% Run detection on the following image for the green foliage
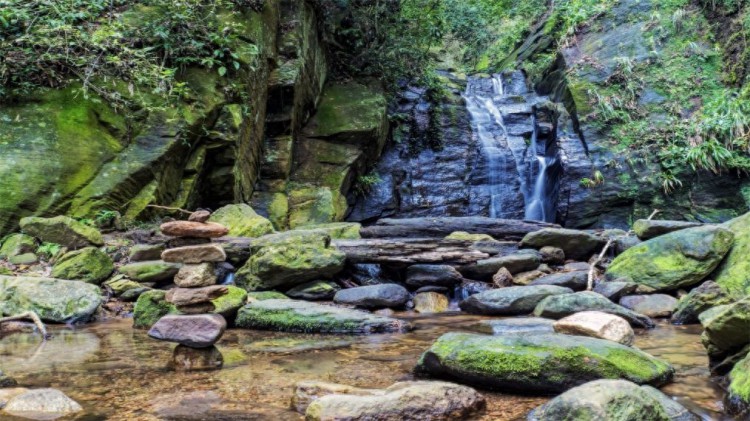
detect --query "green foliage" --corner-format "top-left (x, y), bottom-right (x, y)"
top-left (354, 172), bottom-right (383, 196)
top-left (36, 242), bottom-right (61, 259)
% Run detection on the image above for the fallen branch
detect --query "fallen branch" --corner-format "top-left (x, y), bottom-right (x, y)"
top-left (587, 238), bottom-right (614, 291)
top-left (0, 311), bottom-right (50, 339)
top-left (146, 204), bottom-right (193, 215)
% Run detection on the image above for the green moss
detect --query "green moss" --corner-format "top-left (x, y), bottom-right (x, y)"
top-left (445, 231), bottom-right (495, 241)
top-left (51, 247), bottom-right (114, 285)
top-left (132, 290), bottom-right (179, 329)
top-left (247, 291), bottom-right (289, 301)
top-left (208, 204), bottom-right (275, 237)
top-left (714, 212), bottom-right (750, 297)
top-left (211, 285), bottom-right (248, 318)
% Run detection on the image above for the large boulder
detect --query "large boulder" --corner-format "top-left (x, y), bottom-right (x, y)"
top-left (208, 204), bottom-right (275, 238)
top-left (533, 291), bottom-right (654, 328)
top-left (619, 294), bottom-right (678, 318)
top-left (460, 285), bottom-right (573, 315)
top-left (235, 231), bottom-right (346, 290)
top-left (51, 247), bottom-right (114, 284)
top-left (671, 281), bottom-right (733, 325)
top-left (700, 297), bottom-right (750, 360)
top-left (0, 234), bottom-right (36, 259)
top-left (632, 219), bottom-right (702, 240)
top-left (406, 264), bottom-right (464, 288)
top-left (0, 275), bottom-right (101, 323)
top-left (553, 311), bottom-right (634, 345)
top-left (528, 379), bottom-right (699, 421)
top-left (606, 225), bottom-right (734, 292)
top-left (19, 215), bottom-right (103, 249)
top-left (3, 388), bottom-right (83, 418)
top-left (333, 284), bottom-right (409, 309)
top-left (304, 381), bottom-right (486, 421)
top-left (713, 212), bottom-right (750, 297)
top-left (235, 299), bottom-right (411, 334)
top-left (520, 228), bottom-right (605, 260)
top-left (725, 352), bottom-right (750, 418)
top-left (415, 332), bottom-right (673, 393)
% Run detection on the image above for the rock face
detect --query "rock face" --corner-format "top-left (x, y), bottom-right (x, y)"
top-left (460, 285), bottom-right (573, 315)
top-left (619, 295), bottom-right (678, 318)
top-left (3, 388), bottom-right (83, 417)
top-left (235, 299), bottom-right (411, 334)
top-left (119, 261), bottom-right (180, 283)
top-left (415, 332), bottom-right (673, 393)
top-left (713, 212), bottom-right (750, 297)
top-left (520, 228), bottom-right (604, 260)
top-left (553, 311), bottom-right (634, 345)
top-left (528, 379), bottom-right (699, 421)
top-left (725, 352), bottom-right (750, 418)
top-left (469, 317), bottom-right (555, 335)
top-left (0, 275), bottom-right (101, 323)
top-left (529, 271), bottom-right (588, 290)
top-left (207, 204), bottom-right (275, 237)
top-left (19, 216), bottom-right (103, 248)
top-left (533, 291), bottom-right (654, 328)
top-left (160, 221), bottom-right (229, 238)
top-left (606, 225), bottom-right (734, 292)
top-left (405, 264), bottom-right (464, 288)
top-left (304, 381), bottom-right (486, 421)
top-left (286, 280), bottom-right (340, 300)
top-left (161, 243), bottom-right (227, 263)
top-left (632, 219), bottom-right (702, 240)
top-left (671, 281), bottom-right (733, 325)
top-left (51, 247), bottom-right (114, 284)
top-left (148, 314), bottom-right (227, 348)
top-left (333, 284), bottom-right (410, 309)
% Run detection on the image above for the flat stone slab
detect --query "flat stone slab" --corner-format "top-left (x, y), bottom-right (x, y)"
top-left (148, 314), bottom-right (227, 348)
top-left (162, 243), bottom-right (226, 264)
top-left (468, 317), bottom-right (555, 335)
top-left (3, 388), bottom-right (83, 418)
top-left (160, 221), bottom-right (229, 238)
top-left (166, 285), bottom-right (228, 307)
top-left (553, 311), bottom-right (634, 345)
top-left (333, 284), bottom-right (409, 309)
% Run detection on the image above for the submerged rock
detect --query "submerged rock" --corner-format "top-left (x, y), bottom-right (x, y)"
top-left (520, 228), bottom-right (604, 260)
top-left (713, 212), bottom-right (750, 297)
top-left (286, 280), bottom-right (340, 300)
top-left (235, 299), bottom-right (411, 334)
top-left (528, 379), bottom-right (699, 421)
top-left (619, 294), bottom-right (678, 318)
top-left (148, 314), bottom-right (227, 348)
top-left (20, 215), bottom-right (103, 249)
top-left (293, 381), bottom-right (376, 414)
top-left (606, 225), bottom-right (734, 292)
top-left (415, 332), bottom-right (673, 393)
top-left (3, 388), bottom-right (83, 418)
top-left (51, 247), bottom-right (114, 284)
top-left (632, 219), bottom-right (702, 240)
top-left (208, 204), bottom-right (275, 238)
top-left (170, 345), bottom-right (224, 371)
top-left (533, 291), bottom-right (654, 328)
top-left (413, 292), bottom-right (449, 313)
top-left (333, 284), bottom-right (409, 309)
top-left (0, 275), bottom-right (101, 323)
top-left (460, 285), bottom-right (573, 315)
top-left (671, 281), bottom-right (733, 325)
top-left (468, 317), bottom-right (555, 335)
top-left (553, 311), bottom-right (634, 345)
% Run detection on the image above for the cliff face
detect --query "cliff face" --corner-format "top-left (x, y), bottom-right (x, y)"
top-left (0, 0), bottom-right (388, 236)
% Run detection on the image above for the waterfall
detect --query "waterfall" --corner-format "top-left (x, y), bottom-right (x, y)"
top-left (524, 115), bottom-right (555, 221)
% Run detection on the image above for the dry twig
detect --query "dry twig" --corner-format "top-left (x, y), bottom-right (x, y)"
top-left (0, 311), bottom-right (50, 339)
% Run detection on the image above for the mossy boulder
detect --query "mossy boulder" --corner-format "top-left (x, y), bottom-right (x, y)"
top-left (287, 186), bottom-right (348, 229)
top-left (533, 291), bottom-right (654, 328)
top-left (606, 226), bottom-right (734, 292)
top-left (632, 219), bottom-right (702, 240)
top-left (247, 291), bottom-right (289, 302)
top-left (460, 285), bottom-right (573, 316)
top-left (132, 290), bottom-right (178, 329)
top-left (51, 247), bottom-right (114, 284)
top-left (0, 275), bottom-right (102, 323)
top-left (20, 216), bottom-right (103, 249)
top-left (726, 353), bottom-right (750, 418)
top-left (236, 299), bottom-right (411, 334)
top-left (700, 297), bottom-right (750, 359)
top-left (103, 275), bottom-right (146, 297)
top-left (713, 212), bottom-right (750, 297)
top-left (415, 332), bottom-right (673, 393)
top-left (118, 261), bottom-right (180, 283)
top-left (0, 234), bottom-right (37, 259)
top-left (298, 222), bottom-right (361, 239)
top-left (208, 204), bottom-right (275, 238)
top-left (212, 285), bottom-right (248, 320)
top-left (671, 281), bottom-right (734, 325)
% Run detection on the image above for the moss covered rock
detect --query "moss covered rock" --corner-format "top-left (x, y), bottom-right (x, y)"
top-left (20, 216), bottom-right (103, 249)
top-left (0, 234), bottom-right (37, 259)
top-left (103, 275), bottom-right (146, 297)
top-left (726, 353), bottom-right (750, 418)
top-left (247, 291), bottom-right (289, 302)
top-left (671, 281), bottom-right (734, 325)
top-left (415, 332), bottom-right (673, 393)
top-left (700, 297), bottom-right (750, 358)
top-left (236, 299), bottom-right (411, 334)
top-left (132, 290), bottom-right (178, 329)
top-left (118, 261), bottom-right (180, 283)
top-left (299, 222), bottom-right (361, 239)
top-left (606, 226), bottom-right (734, 292)
top-left (520, 228), bottom-right (604, 260)
top-left (212, 285), bottom-right (248, 320)
top-left (0, 275), bottom-right (102, 323)
top-left (208, 204), bottom-right (275, 238)
top-left (51, 247), bottom-right (114, 284)
top-left (286, 280), bottom-right (340, 300)
top-left (445, 231), bottom-right (496, 241)
top-left (713, 212), bottom-right (750, 297)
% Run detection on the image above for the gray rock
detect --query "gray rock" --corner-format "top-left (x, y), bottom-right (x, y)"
top-left (286, 280), bottom-right (340, 300)
top-left (563, 262), bottom-right (590, 272)
top-left (553, 311), bottom-right (634, 345)
top-left (3, 388), bottom-right (83, 417)
top-left (405, 264), bottom-right (463, 288)
top-left (633, 219), bottom-right (703, 240)
top-left (529, 271), bottom-right (588, 290)
top-left (0, 234), bottom-right (36, 259)
top-left (539, 246), bottom-right (565, 264)
top-left (620, 294), bottom-right (679, 318)
top-left (468, 317), bottom-right (555, 335)
top-left (521, 228), bottom-right (605, 260)
top-left (533, 291), bottom-right (654, 328)
top-left (460, 250), bottom-right (541, 280)
top-left (0, 275), bottom-right (102, 323)
top-left (9, 253), bottom-right (38, 265)
top-left (129, 244), bottom-right (166, 262)
top-left (594, 280), bottom-right (638, 301)
top-left (671, 281), bottom-right (734, 325)
top-left (148, 314), bottom-right (227, 348)
top-left (460, 285), bottom-right (573, 315)
top-left (19, 215), bottom-right (103, 249)
top-left (334, 284), bottom-right (409, 309)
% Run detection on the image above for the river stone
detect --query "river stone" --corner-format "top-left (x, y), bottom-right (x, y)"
top-left (305, 381), bottom-right (486, 421)
top-left (520, 228), bottom-right (605, 260)
top-left (539, 246), bottom-right (565, 265)
top-left (0, 369), bottom-right (17, 387)
top-left (671, 281), bottom-right (734, 325)
top-left (208, 204), bottom-right (275, 238)
top-left (619, 295), bottom-right (678, 318)
top-left (468, 317), bottom-right (555, 335)
top-left (334, 284), bottom-right (409, 309)
top-left (0, 233), bottom-right (36, 259)
top-left (713, 212), bottom-right (750, 296)
top-left (528, 379), bottom-right (699, 421)
top-left (554, 311), bottom-right (634, 345)
top-left (606, 225), bottom-right (734, 292)
top-left (170, 345), bottom-right (223, 372)
top-left (129, 244), bottom-right (166, 262)
top-left (725, 352), bottom-right (750, 418)
top-left (286, 280), bottom-right (340, 300)
top-left (632, 219), bottom-right (703, 240)
top-left (0, 275), bottom-right (102, 323)
top-left (9, 253), bottom-right (38, 265)
top-left (413, 292), bottom-right (449, 313)
top-left (512, 270), bottom-right (547, 286)
top-left (594, 280), bottom-right (638, 301)
top-left (0, 388), bottom-right (28, 408)
top-left (293, 381), bottom-right (377, 414)
top-left (700, 297), bottom-right (750, 357)
top-left (119, 260), bottom-right (180, 283)
top-left (3, 388), bottom-right (83, 417)
top-left (445, 231), bottom-right (495, 241)
top-left (188, 210), bottom-right (212, 223)
top-left (174, 263), bottom-right (217, 287)
top-left (529, 271), bottom-right (588, 291)
top-left (19, 215), bottom-right (103, 249)
top-left (415, 332), bottom-right (673, 393)
top-left (161, 243), bottom-right (226, 264)
top-left (405, 264), bottom-right (464, 288)
top-left (563, 262), bottom-right (590, 272)
top-left (533, 291), bottom-right (654, 328)
top-left (148, 314), bottom-right (227, 347)
top-left (166, 286), bottom-right (228, 306)
top-left (492, 267), bottom-right (514, 287)
top-left (461, 251), bottom-right (541, 280)
top-left (51, 247), bottom-right (114, 284)
top-left (159, 221), bottom-right (229, 238)
top-left (460, 285), bottom-right (573, 315)
top-left (235, 299), bottom-right (412, 334)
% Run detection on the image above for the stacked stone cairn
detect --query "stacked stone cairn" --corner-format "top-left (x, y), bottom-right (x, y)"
top-left (147, 211), bottom-right (230, 370)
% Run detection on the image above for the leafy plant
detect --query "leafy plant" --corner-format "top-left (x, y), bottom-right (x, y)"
top-left (355, 172), bottom-right (383, 196)
top-left (37, 242), bottom-right (62, 258)
top-left (94, 209), bottom-right (120, 228)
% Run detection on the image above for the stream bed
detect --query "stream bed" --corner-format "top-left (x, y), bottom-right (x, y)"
top-left (0, 313), bottom-right (728, 420)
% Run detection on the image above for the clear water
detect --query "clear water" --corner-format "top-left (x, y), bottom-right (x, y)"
top-left (0, 315), bottom-right (727, 420)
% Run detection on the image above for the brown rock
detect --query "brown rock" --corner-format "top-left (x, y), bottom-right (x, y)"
top-left (174, 263), bottom-right (217, 287)
top-left (148, 314), bottom-right (227, 347)
top-left (168, 237), bottom-right (211, 248)
top-left (170, 345), bottom-right (223, 371)
top-left (166, 286), bottom-right (228, 306)
top-left (177, 303), bottom-right (216, 314)
top-left (413, 292), bottom-right (449, 313)
top-left (188, 210), bottom-right (212, 223)
top-left (161, 243), bottom-right (226, 264)
top-left (492, 267), bottom-right (514, 287)
top-left (160, 221), bottom-right (228, 238)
